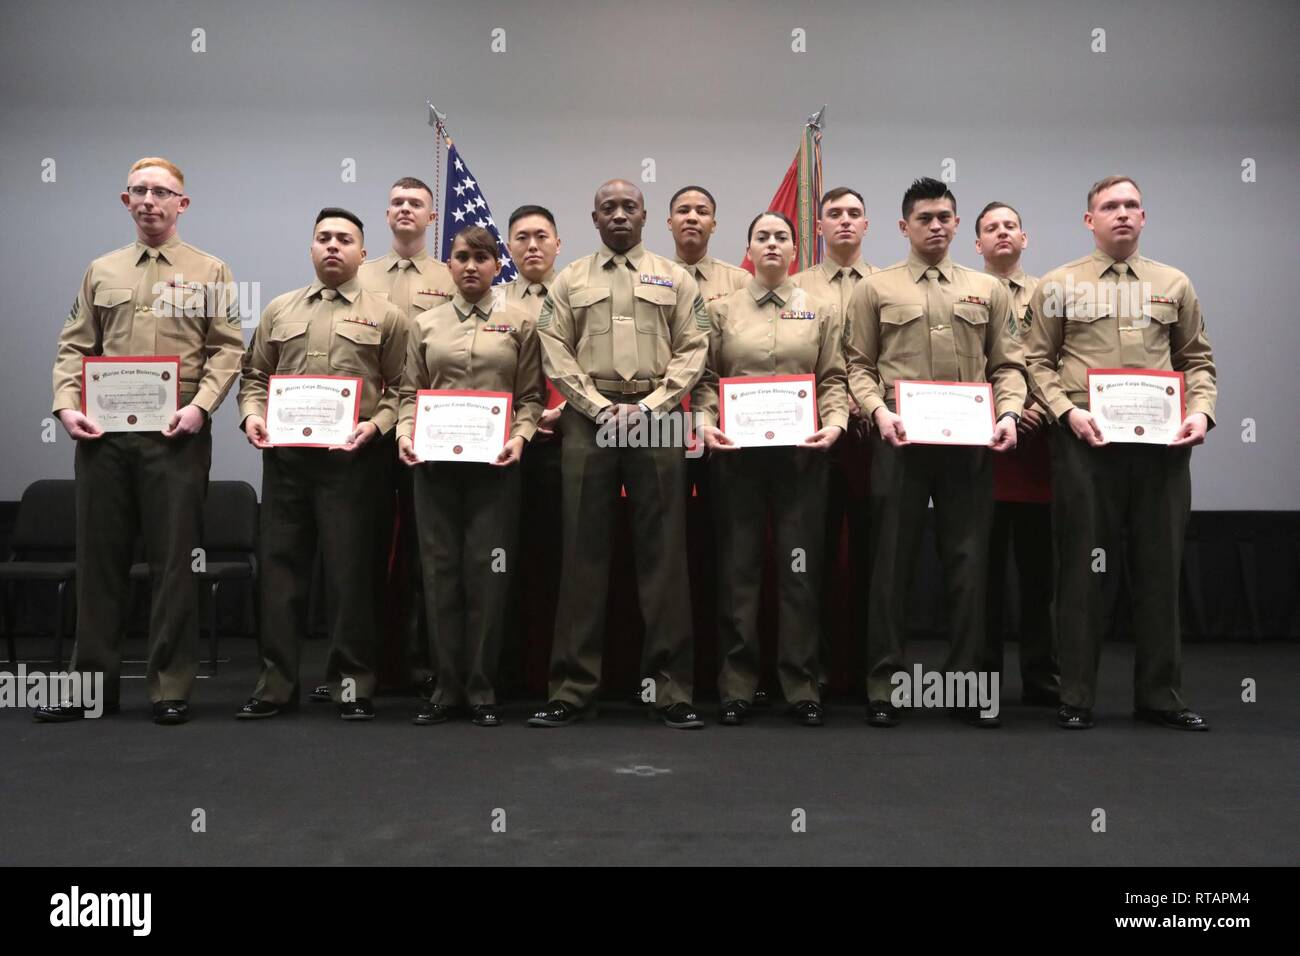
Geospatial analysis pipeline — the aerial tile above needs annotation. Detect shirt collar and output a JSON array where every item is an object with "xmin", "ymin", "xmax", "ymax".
[
  {"xmin": 135, "ymin": 234, "xmax": 181, "ymax": 267},
  {"xmin": 987, "ymin": 267, "xmax": 1028, "ymax": 291},
  {"xmin": 674, "ymin": 254, "xmax": 712, "ymax": 281},
  {"xmin": 906, "ymin": 251, "xmax": 954, "ymax": 283},
  {"xmin": 821, "ymin": 257, "xmax": 870, "ymax": 282},
  {"xmin": 453, "ymin": 292, "xmax": 494, "ymax": 322},
  {"xmin": 747, "ymin": 276, "xmax": 794, "ymax": 307},
  {"xmin": 387, "ymin": 249, "xmax": 432, "ymax": 275},
  {"xmin": 1091, "ymin": 247, "xmax": 1141, "ymax": 279},
  {"xmin": 523, "ymin": 269, "xmax": 556, "ymax": 296},
  {"xmin": 597, "ymin": 242, "xmax": 646, "ymax": 271},
  {"xmin": 306, "ymin": 276, "xmax": 362, "ymax": 304}
]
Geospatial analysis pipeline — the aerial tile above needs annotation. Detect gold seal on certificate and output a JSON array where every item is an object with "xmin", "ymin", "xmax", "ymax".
[
  {"xmin": 718, "ymin": 374, "xmax": 818, "ymax": 447},
  {"xmin": 266, "ymin": 374, "xmax": 362, "ymax": 447},
  {"xmin": 82, "ymin": 356, "xmax": 179, "ymax": 432},
  {"xmin": 413, "ymin": 389, "xmax": 513, "ymax": 463},
  {"xmin": 1088, "ymin": 368, "xmax": 1185, "ymax": 444},
  {"xmin": 895, "ymin": 380, "xmax": 995, "ymax": 445}
]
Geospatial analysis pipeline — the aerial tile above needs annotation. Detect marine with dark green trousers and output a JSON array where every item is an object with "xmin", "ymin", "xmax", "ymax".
[
  {"xmin": 1025, "ymin": 176, "xmax": 1216, "ymax": 732},
  {"xmin": 845, "ymin": 178, "xmax": 1027, "ymax": 730},
  {"xmin": 530, "ymin": 180, "xmax": 709, "ymax": 730},
  {"xmin": 236, "ymin": 208, "xmax": 406, "ymax": 722},
  {"xmin": 37, "ymin": 157, "xmax": 243, "ymax": 727}
]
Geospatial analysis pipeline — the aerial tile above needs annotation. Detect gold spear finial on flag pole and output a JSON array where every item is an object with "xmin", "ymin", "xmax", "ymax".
[
  {"xmin": 807, "ymin": 105, "xmax": 826, "ymax": 130},
  {"xmin": 427, "ymin": 101, "xmax": 451, "ymax": 253}
]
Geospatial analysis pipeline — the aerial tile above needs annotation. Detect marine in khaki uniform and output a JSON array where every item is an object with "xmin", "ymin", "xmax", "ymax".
[
  {"xmin": 36, "ymin": 157, "xmax": 243, "ymax": 726},
  {"xmin": 236, "ymin": 207, "xmax": 406, "ymax": 721},
  {"xmin": 792, "ymin": 186, "xmax": 878, "ymax": 692},
  {"xmin": 845, "ymin": 178, "xmax": 1026, "ymax": 728},
  {"xmin": 398, "ymin": 225, "xmax": 545, "ymax": 727},
  {"xmin": 975, "ymin": 202, "xmax": 1061, "ymax": 707},
  {"xmin": 337, "ymin": 176, "xmax": 451, "ymax": 703},
  {"xmin": 694, "ymin": 211, "xmax": 848, "ymax": 726},
  {"xmin": 529, "ymin": 179, "xmax": 709, "ymax": 730},
  {"xmin": 1025, "ymin": 175, "xmax": 1216, "ymax": 732},
  {"xmin": 668, "ymin": 185, "xmax": 750, "ymax": 305}
]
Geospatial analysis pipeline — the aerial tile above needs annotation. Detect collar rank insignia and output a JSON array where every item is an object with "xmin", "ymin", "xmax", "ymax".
[
  {"xmin": 780, "ymin": 309, "xmax": 817, "ymax": 320},
  {"xmin": 639, "ymin": 273, "xmax": 674, "ymax": 288},
  {"xmin": 343, "ymin": 316, "xmax": 379, "ymax": 328},
  {"xmin": 959, "ymin": 295, "xmax": 988, "ymax": 306},
  {"xmin": 1149, "ymin": 295, "xmax": 1178, "ymax": 305}
]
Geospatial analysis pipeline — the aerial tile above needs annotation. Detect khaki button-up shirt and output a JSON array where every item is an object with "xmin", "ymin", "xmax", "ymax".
[
  {"xmin": 397, "ymin": 292, "xmax": 544, "ymax": 443},
  {"xmin": 239, "ymin": 276, "xmax": 407, "ymax": 435},
  {"xmin": 504, "ymin": 270, "xmax": 563, "ymax": 409},
  {"xmin": 358, "ymin": 250, "xmax": 455, "ymax": 320},
  {"xmin": 1025, "ymin": 248, "xmax": 1217, "ymax": 424},
  {"xmin": 845, "ymin": 251, "xmax": 1027, "ymax": 418},
  {"xmin": 692, "ymin": 278, "xmax": 849, "ymax": 432},
  {"xmin": 674, "ymin": 254, "xmax": 750, "ymax": 305},
  {"xmin": 792, "ymin": 258, "xmax": 876, "ymax": 316},
  {"xmin": 538, "ymin": 242, "xmax": 709, "ymax": 419},
  {"xmin": 53, "ymin": 235, "xmax": 243, "ymax": 415}
]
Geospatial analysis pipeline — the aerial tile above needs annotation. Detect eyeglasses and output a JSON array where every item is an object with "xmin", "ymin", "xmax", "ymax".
[{"xmin": 127, "ymin": 185, "xmax": 183, "ymax": 200}]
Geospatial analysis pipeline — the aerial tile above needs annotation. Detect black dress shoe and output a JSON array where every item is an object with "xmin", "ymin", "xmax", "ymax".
[
  {"xmin": 1057, "ymin": 704, "xmax": 1094, "ymax": 729},
  {"xmin": 309, "ymin": 684, "xmax": 332, "ymax": 703},
  {"xmin": 951, "ymin": 706, "xmax": 1001, "ymax": 729},
  {"xmin": 656, "ymin": 702, "xmax": 705, "ymax": 729},
  {"xmin": 718, "ymin": 699, "xmax": 750, "ymax": 726},
  {"xmin": 338, "ymin": 699, "xmax": 376, "ymax": 721},
  {"xmin": 1021, "ymin": 687, "xmax": 1060, "ymax": 707},
  {"xmin": 527, "ymin": 700, "xmax": 589, "ymax": 727},
  {"xmin": 470, "ymin": 704, "xmax": 501, "ymax": 727},
  {"xmin": 236, "ymin": 697, "xmax": 296, "ymax": 720},
  {"xmin": 33, "ymin": 700, "xmax": 120, "ymax": 722},
  {"xmin": 412, "ymin": 701, "xmax": 459, "ymax": 725},
  {"xmin": 152, "ymin": 700, "xmax": 190, "ymax": 725},
  {"xmin": 1134, "ymin": 707, "xmax": 1209, "ymax": 731},
  {"xmin": 752, "ymin": 688, "xmax": 772, "ymax": 708},
  {"xmin": 790, "ymin": 700, "xmax": 824, "ymax": 727},
  {"xmin": 865, "ymin": 700, "xmax": 900, "ymax": 728}
]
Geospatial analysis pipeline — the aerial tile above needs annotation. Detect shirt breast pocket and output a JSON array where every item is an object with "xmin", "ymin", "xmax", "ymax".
[
  {"xmin": 93, "ymin": 288, "xmax": 135, "ymax": 350},
  {"xmin": 331, "ymin": 323, "xmax": 382, "ymax": 374},
  {"xmin": 880, "ymin": 303, "xmax": 925, "ymax": 358},
  {"xmin": 155, "ymin": 286, "xmax": 208, "ymax": 340},
  {"xmin": 570, "ymin": 286, "xmax": 612, "ymax": 337},
  {"xmin": 1142, "ymin": 302, "xmax": 1179, "ymax": 364},
  {"xmin": 633, "ymin": 285, "xmax": 676, "ymax": 335},
  {"xmin": 1065, "ymin": 300, "xmax": 1111, "ymax": 353},
  {"xmin": 951, "ymin": 302, "xmax": 989, "ymax": 356},
  {"xmin": 269, "ymin": 321, "xmax": 309, "ymax": 373}
]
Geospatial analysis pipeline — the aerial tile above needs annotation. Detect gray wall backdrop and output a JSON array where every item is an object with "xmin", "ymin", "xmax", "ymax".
[{"xmin": 2, "ymin": 0, "xmax": 1296, "ymax": 508}]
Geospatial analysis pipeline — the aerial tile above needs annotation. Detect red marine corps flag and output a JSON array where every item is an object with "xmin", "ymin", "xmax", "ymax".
[{"xmin": 741, "ymin": 106, "xmax": 825, "ymax": 275}]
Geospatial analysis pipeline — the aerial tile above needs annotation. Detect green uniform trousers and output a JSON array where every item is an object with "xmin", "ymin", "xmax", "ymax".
[
  {"xmin": 986, "ymin": 500, "xmax": 1060, "ymax": 698},
  {"xmin": 547, "ymin": 402, "xmax": 694, "ymax": 709},
  {"xmin": 413, "ymin": 459, "xmax": 520, "ymax": 707},
  {"xmin": 71, "ymin": 426, "xmax": 212, "ymax": 703},
  {"xmin": 1049, "ymin": 425, "xmax": 1190, "ymax": 711},
  {"xmin": 866, "ymin": 434, "xmax": 993, "ymax": 702},
  {"xmin": 253, "ymin": 434, "xmax": 390, "ymax": 704},
  {"xmin": 394, "ymin": 463, "xmax": 433, "ymax": 686},
  {"xmin": 711, "ymin": 446, "xmax": 829, "ymax": 705}
]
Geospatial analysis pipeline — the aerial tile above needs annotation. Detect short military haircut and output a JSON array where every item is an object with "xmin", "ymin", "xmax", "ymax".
[
  {"xmin": 902, "ymin": 177, "xmax": 957, "ymax": 220},
  {"xmin": 1087, "ymin": 175, "xmax": 1141, "ymax": 210},
  {"xmin": 508, "ymin": 204, "xmax": 557, "ymax": 232},
  {"xmin": 820, "ymin": 186, "xmax": 865, "ymax": 215},
  {"xmin": 315, "ymin": 207, "xmax": 365, "ymax": 235},
  {"xmin": 747, "ymin": 210, "xmax": 797, "ymax": 243},
  {"xmin": 391, "ymin": 176, "xmax": 434, "ymax": 197},
  {"xmin": 129, "ymin": 157, "xmax": 184, "ymax": 187},
  {"xmin": 670, "ymin": 185, "xmax": 717, "ymax": 212},
  {"xmin": 974, "ymin": 201, "xmax": 1023, "ymax": 236},
  {"xmin": 451, "ymin": 224, "xmax": 501, "ymax": 261}
]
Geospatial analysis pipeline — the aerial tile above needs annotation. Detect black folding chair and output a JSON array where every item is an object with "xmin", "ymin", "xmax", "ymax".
[{"xmin": 0, "ymin": 480, "xmax": 78, "ymax": 668}]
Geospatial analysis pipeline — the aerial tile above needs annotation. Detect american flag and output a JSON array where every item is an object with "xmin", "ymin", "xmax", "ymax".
[{"xmin": 439, "ymin": 142, "xmax": 517, "ymax": 284}]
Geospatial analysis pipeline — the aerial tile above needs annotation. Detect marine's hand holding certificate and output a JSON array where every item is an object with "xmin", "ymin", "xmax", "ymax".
[
  {"xmin": 1088, "ymin": 369, "xmax": 1185, "ymax": 445},
  {"xmin": 266, "ymin": 375, "xmax": 362, "ymax": 447},
  {"xmin": 413, "ymin": 389, "xmax": 512, "ymax": 463},
  {"xmin": 82, "ymin": 356, "xmax": 179, "ymax": 432},
  {"xmin": 718, "ymin": 374, "xmax": 817, "ymax": 447},
  {"xmin": 895, "ymin": 380, "xmax": 995, "ymax": 445}
]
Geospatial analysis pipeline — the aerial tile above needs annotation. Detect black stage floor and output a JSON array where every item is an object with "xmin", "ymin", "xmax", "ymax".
[{"xmin": 2, "ymin": 638, "xmax": 1296, "ymax": 866}]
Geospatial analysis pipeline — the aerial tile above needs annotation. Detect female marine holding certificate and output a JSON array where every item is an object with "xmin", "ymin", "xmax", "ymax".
[
  {"xmin": 693, "ymin": 212, "xmax": 848, "ymax": 726},
  {"xmin": 397, "ymin": 226, "xmax": 544, "ymax": 727}
]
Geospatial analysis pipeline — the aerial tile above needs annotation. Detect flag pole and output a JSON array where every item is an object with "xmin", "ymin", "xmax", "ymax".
[{"xmin": 427, "ymin": 101, "xmax": 451, "ymax": 255}]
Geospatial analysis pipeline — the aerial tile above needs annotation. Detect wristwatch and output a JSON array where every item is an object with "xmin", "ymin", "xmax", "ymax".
[{"xmin": 998, "ymin": 411, "xmax": 1020, "ymax": 425}]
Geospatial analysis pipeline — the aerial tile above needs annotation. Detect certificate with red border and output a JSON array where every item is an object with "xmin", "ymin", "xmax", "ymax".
[
  {"xmin": 413, "ymin": 389, "xmax": 513, "ymax": 463},
  {"xmin": 895, "ymin": 380, "xmax": 995, "ymax": 445},
  {"xmin": 717, "ymin": 374, "xmax": 818, "ymax": 447},
  {"xmin": 82, "ymin": 355, "xmax": 179, "ymax": 432},
  {"xmin": 266, "ymin": 374, "xmax": 362, "ymax": 447},
  {"xmin": 1088, "ymin": 368, "xmax": 1185, "ymax": 444}
]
